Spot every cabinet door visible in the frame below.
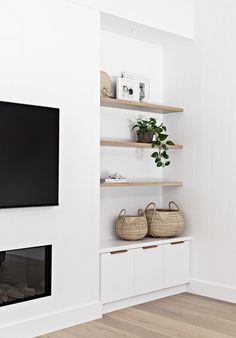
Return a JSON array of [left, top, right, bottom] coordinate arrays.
[[135, 245, 164, 295], [164, 241, 190, 288], [101, 249, 134, 303]]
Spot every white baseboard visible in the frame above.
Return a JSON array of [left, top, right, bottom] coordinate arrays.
[[6, 279, 234, 338], [103, 284, 187, 314], [0, 301, 102, 338], [188, 279, 236, 304]]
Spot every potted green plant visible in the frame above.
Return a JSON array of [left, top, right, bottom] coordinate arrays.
[[132, 118, 175, 167], [132, 118, 155, 143]]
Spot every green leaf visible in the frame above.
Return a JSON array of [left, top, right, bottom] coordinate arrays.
[[151, 152, 158, 158], [150, 118, 156, 123], [162, 144, 168, 150], [162, 126, 167, 131], [165, 161, 170, 166], [166, 140, 175, 146], [156, 127, 163, 133], [156, 162, 162, 167], [162, 151, 169, 159], [152, 140, 161, 147], [159, 134, 168, 141]]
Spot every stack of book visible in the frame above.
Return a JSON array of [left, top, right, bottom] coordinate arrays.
[[100, 178, 128, 184]]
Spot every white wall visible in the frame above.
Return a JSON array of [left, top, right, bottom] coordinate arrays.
[[163, 0, 236, 302], [0, 0, 100, 336], [100, 30, 164, 240], [78, 0, 194, 39], [3, 0, 235, 335]]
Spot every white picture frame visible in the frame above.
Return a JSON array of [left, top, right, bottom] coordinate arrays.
[[122, 72, 150, 102], [116, 77, 139, 102]]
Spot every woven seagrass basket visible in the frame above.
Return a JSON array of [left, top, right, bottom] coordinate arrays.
[[116, 209, 148, 240], [145, 201, 184, 238]]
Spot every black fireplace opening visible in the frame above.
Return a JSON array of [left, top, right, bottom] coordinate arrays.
[[0, 245, 52, 307]]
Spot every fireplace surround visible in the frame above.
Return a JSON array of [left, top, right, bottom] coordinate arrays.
[[0, 245, 52, 307]]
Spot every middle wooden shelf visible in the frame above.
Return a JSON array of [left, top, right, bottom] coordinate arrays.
[[100, 139, 183, 149]]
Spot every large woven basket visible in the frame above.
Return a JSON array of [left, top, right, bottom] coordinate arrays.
[[116, 209, 148, 241], [145, 201, 184, 238]]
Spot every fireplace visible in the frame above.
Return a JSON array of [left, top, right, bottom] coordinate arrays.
[[0, 245, 52, 306]]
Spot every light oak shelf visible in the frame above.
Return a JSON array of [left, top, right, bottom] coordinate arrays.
[[100, 96, 184, 114], [100, 139, 183, 149], [100, 181, 183, 188]]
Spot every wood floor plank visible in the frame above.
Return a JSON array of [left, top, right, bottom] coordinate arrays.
[[38, 293, 236, 338], [39, 331, 75, 338], [171, 293, 236, 313], [109, 307, 235, 338], [65, 321, 139, 338], [154, 293, 236, 321], [99, 315, 170, 338], [136, 298, 236, 337]]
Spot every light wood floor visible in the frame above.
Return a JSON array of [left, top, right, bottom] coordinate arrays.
[[39, 293, 236, 338]]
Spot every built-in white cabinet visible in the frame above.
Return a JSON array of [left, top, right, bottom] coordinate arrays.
[[135, 245, 164, 295], [164, 241, 190, 288], [101, 249, 134, 303], [100, 237, 191, 304]]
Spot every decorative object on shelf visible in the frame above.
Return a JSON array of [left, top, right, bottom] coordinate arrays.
[[122, 72, 150, 102], [116, 77, 139, 102], [100, 70, 113, 97], [132, 118, 175, 167], [145, 201, 184, 238], [116, 209, 148, 240], [100, 173, 128, 183]]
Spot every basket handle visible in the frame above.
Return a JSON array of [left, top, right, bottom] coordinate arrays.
[[169, 201, 179, 210], [137, 209, 145, 231], [138, 209, 145, 216], [145, 202, 158, 225], [118, 209, 127, 217], [118, 209, 126, 229], [118, 209, 126, 228], [145, 202, 156, 213]]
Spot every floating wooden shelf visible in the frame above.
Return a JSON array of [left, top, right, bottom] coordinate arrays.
[[100, 139, 183, 149], [100, 96, 184, 114], [100, 181, 182, 188]]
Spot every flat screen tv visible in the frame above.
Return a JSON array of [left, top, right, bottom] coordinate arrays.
[[0, 101, 59, 208]]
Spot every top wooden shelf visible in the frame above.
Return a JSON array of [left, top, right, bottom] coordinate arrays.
[[100, 96, 184, 114]]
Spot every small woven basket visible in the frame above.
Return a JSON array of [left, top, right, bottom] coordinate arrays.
[[116, 209, 148, 241], [145, 201, 184, 238]]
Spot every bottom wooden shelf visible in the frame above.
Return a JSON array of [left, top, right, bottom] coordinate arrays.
[[100, 181, 183, 188]]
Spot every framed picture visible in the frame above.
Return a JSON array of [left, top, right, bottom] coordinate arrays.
[[122, 72, 150, 102], [116, 77, 139, 102]]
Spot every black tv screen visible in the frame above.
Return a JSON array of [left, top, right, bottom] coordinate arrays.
[[0, 101, 59, 208]]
